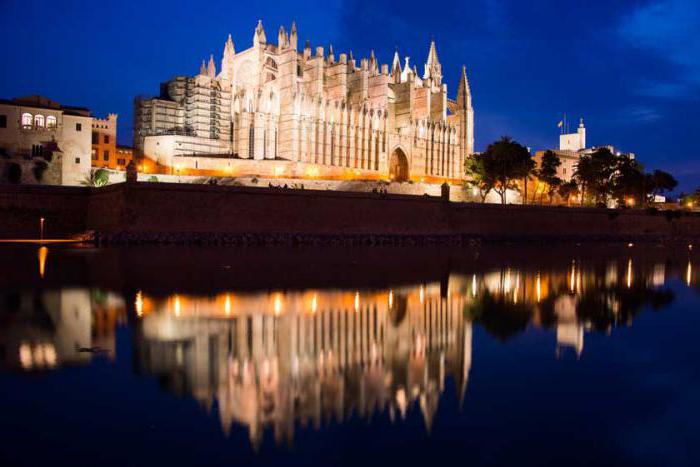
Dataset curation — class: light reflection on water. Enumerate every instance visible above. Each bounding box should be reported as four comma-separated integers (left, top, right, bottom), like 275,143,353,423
0,244,698,464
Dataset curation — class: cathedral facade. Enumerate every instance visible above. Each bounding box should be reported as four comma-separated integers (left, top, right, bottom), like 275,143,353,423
134,21,474,182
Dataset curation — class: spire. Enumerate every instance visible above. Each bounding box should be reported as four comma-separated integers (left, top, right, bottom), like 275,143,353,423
289,21,298,49
424,39,442,83
221,34,235,80
328,44,335,63
391,51,402,81
253,20,266,46
369,49,378,74
207,54,216,78
200,59,207,76
278,25,288,48
401,56,412,81
456,65,471,108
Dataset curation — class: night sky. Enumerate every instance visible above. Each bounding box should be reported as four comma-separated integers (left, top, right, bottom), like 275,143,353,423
1,0,698,191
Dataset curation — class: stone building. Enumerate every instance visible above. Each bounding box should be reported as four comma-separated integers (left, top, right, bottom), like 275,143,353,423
134,21,474,182
0,96,92,185
91,113,118,169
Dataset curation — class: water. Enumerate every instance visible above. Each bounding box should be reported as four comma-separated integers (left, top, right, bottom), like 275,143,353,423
0,244,698,466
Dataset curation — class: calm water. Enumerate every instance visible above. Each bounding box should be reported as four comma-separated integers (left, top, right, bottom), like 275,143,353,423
0,244,698,466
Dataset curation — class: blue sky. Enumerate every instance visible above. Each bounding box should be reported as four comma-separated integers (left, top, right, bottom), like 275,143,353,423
1,0,698,191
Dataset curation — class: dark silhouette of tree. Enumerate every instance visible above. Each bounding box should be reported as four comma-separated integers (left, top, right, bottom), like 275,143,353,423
612,154,645,207
537,150,562,203
558,180,579,205
574,147,617,206
464,153,496,202
648,170,678,202
482,136,535,204
464,291,534,341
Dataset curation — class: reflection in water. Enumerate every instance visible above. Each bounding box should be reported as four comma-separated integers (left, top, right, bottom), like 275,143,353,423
37,246,48,279
1,251,695,449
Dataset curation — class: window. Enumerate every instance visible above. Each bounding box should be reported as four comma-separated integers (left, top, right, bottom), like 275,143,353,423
21,113,33,127
46,116,56,128
75,157,81,164
34,114,45,127
92,149,97,160
104,135,110,144
92,133,98,144
248,124,254,158
76,123,82,131
0,115,6,128
117,158,126,166
31,144,44,157
103,150,109,161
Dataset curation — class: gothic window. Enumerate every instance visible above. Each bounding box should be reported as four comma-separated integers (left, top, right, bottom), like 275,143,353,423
34,115,45,127
266,73,276,83
248,124,254,158
46,116,56,128
265,57,278,70
21,113,32,127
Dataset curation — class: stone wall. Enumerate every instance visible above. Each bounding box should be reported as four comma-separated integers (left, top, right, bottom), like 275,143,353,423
0,182,698,241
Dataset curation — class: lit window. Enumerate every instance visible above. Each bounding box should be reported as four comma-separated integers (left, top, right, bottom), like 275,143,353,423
46,116,56,128
103,150,109,161
21,113,33,127
104,135,110,144
34,114,45,127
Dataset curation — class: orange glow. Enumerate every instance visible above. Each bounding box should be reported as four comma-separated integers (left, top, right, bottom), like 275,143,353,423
626,259,633,289
135,291,144,317
37,246,48,278
687,261,693,287
224,294,232,315
273,293,283,316
174,295,181,316
354,291,360,312
310,294,318,314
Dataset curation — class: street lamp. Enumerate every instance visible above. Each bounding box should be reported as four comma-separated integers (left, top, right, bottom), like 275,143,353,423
39,217,45,241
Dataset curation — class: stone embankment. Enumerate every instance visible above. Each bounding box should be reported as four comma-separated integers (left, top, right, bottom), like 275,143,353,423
0,182,698,243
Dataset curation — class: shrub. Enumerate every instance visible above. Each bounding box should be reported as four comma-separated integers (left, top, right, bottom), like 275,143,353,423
7,163,22,183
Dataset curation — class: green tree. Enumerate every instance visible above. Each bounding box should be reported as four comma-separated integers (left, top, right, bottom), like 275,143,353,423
464,153,496,202
574,147,617,206
482,136,535,204
82,168,109,187
537,150,562,203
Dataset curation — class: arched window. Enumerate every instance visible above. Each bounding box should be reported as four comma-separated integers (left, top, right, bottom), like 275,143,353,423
46,116,57,128
21,113,33,127
248,124,254,158
34,115,45,127
265,57,278,70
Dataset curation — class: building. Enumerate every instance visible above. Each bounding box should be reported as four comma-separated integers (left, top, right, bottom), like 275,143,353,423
115,145,134,168
0,96,92,185
134,21,474,183
535,119,634,183
91,113,118,169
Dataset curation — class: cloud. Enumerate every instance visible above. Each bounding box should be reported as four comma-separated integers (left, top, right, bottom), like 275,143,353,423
619,0,700,98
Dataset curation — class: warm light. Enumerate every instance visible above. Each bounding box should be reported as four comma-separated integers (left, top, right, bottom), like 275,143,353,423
274,165,286,177
471,274,477,298
354,291,360,312
224,294,232,315
536,272,542,303
19,343,32,369
274,294,282,315
626,259,633,289
39,217,45,241
135,291,144,317
388,290,394,307
625,197,635,207
628,242,634,248
687,261,693,287
419,285,425,304
43,344,57,367
38,246,48,278
689,244,694,251
570,261,576,293
311,294,318,314
687,201,694,209
306,166,320,178
174,295,181,316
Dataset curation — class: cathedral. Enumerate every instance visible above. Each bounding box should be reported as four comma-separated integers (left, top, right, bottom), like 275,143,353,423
134,21,474,183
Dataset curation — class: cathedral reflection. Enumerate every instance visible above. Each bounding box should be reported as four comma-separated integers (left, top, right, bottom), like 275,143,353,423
1,252,694,447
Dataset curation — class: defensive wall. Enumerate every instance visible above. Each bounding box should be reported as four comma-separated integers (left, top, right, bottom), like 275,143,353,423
0,182,698,242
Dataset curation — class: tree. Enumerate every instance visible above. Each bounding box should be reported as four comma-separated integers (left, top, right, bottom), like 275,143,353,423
558,180,579,206
481,136,535,204
648,170,678,202
612,154,645,207
464,153,496,202
537,150,562,203
574,147,617,206
82,168,109,187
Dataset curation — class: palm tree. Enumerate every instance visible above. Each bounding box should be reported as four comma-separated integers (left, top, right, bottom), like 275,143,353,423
82,168,109,187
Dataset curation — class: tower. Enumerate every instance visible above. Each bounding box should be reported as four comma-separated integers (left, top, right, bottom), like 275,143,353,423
424,40,442,86
221,34,235,81
455,65,475,160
